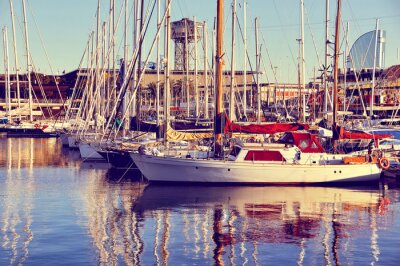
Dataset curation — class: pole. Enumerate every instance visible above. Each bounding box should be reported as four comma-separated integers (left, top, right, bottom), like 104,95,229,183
156,0,161,125
22,0,33,122
332,0,341,126
204,21,209,119
163,0,171,143
194,16,199,117
255,17,260,123
243,0,247,119
229,0,236,121
371,18,379,118
300,0,306,122
343,22,349,112
3,27,11,121
9,0,21,117
324,0,329,118
215,0,224,145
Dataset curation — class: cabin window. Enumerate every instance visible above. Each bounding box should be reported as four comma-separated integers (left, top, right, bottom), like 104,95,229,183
311,142,318,149
299,140,309,149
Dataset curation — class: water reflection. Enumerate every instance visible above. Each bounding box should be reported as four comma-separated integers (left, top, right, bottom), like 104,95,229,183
0,138,80,168
132,185,388,265
1,163,34,265
84,168,146,265
0,137,399,264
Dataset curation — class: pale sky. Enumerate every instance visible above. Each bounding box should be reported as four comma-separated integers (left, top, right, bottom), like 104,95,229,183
1,0,399,83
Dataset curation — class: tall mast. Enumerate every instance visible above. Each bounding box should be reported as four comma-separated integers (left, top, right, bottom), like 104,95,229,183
163,0,171,143
229,0,236,121
123,0,129,132
9,0,21,117
2,27,11,121
243,0,247,119
22,0,33,122
156,0,161,125
332,0,341,126
324,0,329,118
203,21,209,119
124,0,129,61
300,0,306,122
132,0,139,118
194,16,199,117
95,0,101,129
215,0,224,144
343,22,349,112
371,19,379,118
111,0,116,109
136,0,145,122
255,17,260,123
185,19,190,117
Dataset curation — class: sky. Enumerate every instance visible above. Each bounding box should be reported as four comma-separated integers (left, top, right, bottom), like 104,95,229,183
0,0,399,83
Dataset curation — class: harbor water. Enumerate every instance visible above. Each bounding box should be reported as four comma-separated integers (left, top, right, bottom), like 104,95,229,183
1,138,400,265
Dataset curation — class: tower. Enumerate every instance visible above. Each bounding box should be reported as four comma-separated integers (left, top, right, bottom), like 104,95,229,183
171,18,203,71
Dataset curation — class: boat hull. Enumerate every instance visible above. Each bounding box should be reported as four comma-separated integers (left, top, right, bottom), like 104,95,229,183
98,150,137,169
130,153,382,184
6,128,59,138
79,143,105,161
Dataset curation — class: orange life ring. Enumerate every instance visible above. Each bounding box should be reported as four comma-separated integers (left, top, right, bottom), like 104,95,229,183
379,157,390,170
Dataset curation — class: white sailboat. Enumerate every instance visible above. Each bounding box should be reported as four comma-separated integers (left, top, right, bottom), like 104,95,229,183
130,0,382,184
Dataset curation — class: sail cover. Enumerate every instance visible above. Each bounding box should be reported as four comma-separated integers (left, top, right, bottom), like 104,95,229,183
221,114,309,134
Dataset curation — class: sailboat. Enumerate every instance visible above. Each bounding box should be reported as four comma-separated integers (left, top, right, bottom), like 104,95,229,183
130,0,382,184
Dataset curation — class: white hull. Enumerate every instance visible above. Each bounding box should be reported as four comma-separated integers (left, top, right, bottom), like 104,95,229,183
131,153,381,184
79,143,104,160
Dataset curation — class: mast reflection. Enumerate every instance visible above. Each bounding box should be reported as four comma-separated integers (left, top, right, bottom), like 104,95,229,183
83,171,146,265
132,185,387,265
0,138,78,168
1,139,34,264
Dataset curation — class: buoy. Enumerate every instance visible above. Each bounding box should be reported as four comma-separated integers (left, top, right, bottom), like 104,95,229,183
379,157,390,170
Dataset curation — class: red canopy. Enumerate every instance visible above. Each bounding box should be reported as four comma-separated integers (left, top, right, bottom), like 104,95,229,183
291,132,326,153
224,114,309,134
338,128,391,140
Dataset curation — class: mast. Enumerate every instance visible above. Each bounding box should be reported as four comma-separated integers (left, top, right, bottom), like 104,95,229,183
300,0,306,122
9,0,21,117
22,0,33,122
215,0,224,145
95,0,101,129
371,19,379,118
255,17,261,123
123,0,130,133
2,27,11,121
194,16,199,117
332,0,341,126
343,22,349,112
132,0,139,119
324,0,330,118
203,21,209,119
163,0,171,143
111,0,116,111
156,0,161,125
243,0,247,119
185,19,190,117
136,0,145,123
229,0,236,121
